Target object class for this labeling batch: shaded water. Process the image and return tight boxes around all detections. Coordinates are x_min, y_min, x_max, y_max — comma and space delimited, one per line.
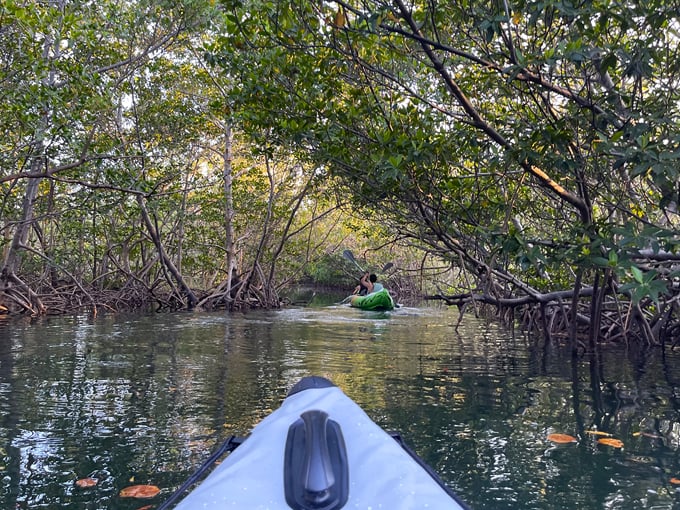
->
1, 303, 680, 509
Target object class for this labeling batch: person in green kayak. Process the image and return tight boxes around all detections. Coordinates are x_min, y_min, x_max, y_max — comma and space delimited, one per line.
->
359, 273, 384, 294
353, 272, 370, 296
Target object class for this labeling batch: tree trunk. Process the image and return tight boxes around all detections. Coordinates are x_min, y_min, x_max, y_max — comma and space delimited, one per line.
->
136, 195, 198, 309
1, 175, 47, 315
223, 122, 238, 301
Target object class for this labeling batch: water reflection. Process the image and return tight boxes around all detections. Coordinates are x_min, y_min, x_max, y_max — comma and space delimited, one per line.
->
1, 307, 680, 509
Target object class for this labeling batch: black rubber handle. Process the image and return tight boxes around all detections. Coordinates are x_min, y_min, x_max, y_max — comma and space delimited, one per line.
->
301, 411, 334, 503
284, 409, 349, 510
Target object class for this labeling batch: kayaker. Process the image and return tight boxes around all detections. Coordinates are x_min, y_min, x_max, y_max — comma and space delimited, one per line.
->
360, 273, 383, 294
353, 272, 370, 295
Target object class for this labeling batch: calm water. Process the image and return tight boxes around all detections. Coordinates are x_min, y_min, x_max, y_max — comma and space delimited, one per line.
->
1, 302, 680, 509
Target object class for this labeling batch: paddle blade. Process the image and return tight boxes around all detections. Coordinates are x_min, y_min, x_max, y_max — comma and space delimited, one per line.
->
342, 250, 364, 271
382, 262, 394, 272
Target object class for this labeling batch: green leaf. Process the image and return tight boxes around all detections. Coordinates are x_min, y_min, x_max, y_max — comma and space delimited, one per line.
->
630, 266, 644, 283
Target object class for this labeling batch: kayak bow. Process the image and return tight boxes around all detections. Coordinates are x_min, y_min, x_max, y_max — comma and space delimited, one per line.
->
167, 376, 469, 509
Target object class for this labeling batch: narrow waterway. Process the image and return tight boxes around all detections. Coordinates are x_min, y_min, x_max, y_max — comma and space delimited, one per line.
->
1, 302, 680, 509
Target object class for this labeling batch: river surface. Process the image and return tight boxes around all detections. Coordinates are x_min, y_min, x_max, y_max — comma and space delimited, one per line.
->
1, 299, 680, 509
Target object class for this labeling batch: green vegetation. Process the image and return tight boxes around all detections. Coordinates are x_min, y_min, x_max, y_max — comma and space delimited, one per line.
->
1, 0, 679, 344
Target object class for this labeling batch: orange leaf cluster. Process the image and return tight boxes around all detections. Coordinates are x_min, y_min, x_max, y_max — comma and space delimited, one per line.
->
597, 438, 624, 448
547, 433, 577, 444
75, 478, 98, 488
119, 484, 161, 499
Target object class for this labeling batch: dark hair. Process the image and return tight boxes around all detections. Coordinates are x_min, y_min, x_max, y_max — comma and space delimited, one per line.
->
369, 274, 377, 283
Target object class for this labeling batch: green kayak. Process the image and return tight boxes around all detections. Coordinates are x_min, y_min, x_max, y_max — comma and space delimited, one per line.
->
349, 288, 395, 311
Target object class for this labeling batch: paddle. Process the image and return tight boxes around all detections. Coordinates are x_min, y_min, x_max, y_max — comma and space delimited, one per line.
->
342, 249, 365, 272
339, 251, 395, 304
343, 250, 394, 274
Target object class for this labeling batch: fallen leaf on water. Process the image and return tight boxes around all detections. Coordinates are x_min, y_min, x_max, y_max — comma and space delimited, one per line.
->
547, 433, 577, 444
597, 438, 624, 448
670, 478, 680, 485
585, 430, 612, 437
119, 485, 160, 498
626, 455, 653, 464
636, 432, 663, 439
75, 478, 98, 488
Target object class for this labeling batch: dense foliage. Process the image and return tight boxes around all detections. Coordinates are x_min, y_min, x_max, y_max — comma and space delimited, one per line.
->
2, 0, 679, 343
206, 0, 680, 344
0, 0, 361, 314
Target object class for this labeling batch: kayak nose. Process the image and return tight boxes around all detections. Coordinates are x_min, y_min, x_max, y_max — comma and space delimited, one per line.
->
288, 376, 336, 396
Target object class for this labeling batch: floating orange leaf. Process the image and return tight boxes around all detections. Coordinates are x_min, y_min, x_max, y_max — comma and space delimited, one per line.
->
75, 478, 98, 488
636, 431, 662, 439
597, 438, 624, 448
547, 433, 577, 444
670, 478, 680, 485
585, 430, 612, 437
119, 484, 160, 499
